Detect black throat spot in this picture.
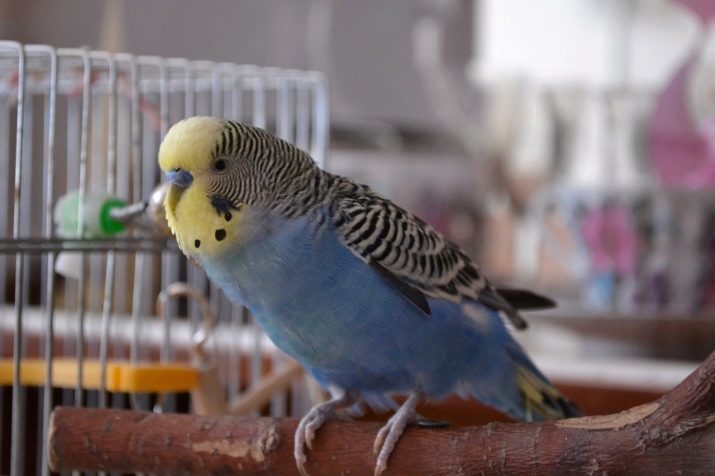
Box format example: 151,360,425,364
209,195,241,221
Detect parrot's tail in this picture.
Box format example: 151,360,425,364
515,363,582,420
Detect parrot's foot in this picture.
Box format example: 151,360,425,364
294,391,353,476
372,392,420,476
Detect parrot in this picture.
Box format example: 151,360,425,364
158,116,581,475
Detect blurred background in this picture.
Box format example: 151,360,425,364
1,1,714,471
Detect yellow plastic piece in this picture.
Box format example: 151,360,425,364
0,358,199,393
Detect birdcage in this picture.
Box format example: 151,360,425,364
0,40,328,476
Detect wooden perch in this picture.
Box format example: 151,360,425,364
49,351,715,475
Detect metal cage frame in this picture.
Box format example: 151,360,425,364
0,40,328,476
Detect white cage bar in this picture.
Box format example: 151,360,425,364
0,41,328,476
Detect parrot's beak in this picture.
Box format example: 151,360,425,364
165,169,193,188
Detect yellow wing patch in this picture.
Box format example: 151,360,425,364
516,365,565,421
164,182,244,260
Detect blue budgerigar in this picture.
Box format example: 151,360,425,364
158,117,580,475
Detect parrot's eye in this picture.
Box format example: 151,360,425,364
213,158,228,172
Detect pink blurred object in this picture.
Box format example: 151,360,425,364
676,0,715,23
648,53,715,188
581,205,638,276
647,0,715,189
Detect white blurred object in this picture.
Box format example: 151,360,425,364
534,353,697,392
610,92,650,190
508,82,554,178
480,78,525,161
682,3,715,134
475,0,696,89
562,91,610,189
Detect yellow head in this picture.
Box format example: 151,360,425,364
159,116,319,260
158,117,245,259
158,116,226,176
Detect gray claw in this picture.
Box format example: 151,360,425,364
372,392,420,476
293,391,354,475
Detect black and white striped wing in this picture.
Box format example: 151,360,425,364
331,191,531,329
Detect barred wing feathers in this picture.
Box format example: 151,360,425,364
330,186,548,330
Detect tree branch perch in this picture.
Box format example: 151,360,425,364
49,351,715,475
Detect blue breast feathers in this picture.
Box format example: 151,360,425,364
199,208,530,417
